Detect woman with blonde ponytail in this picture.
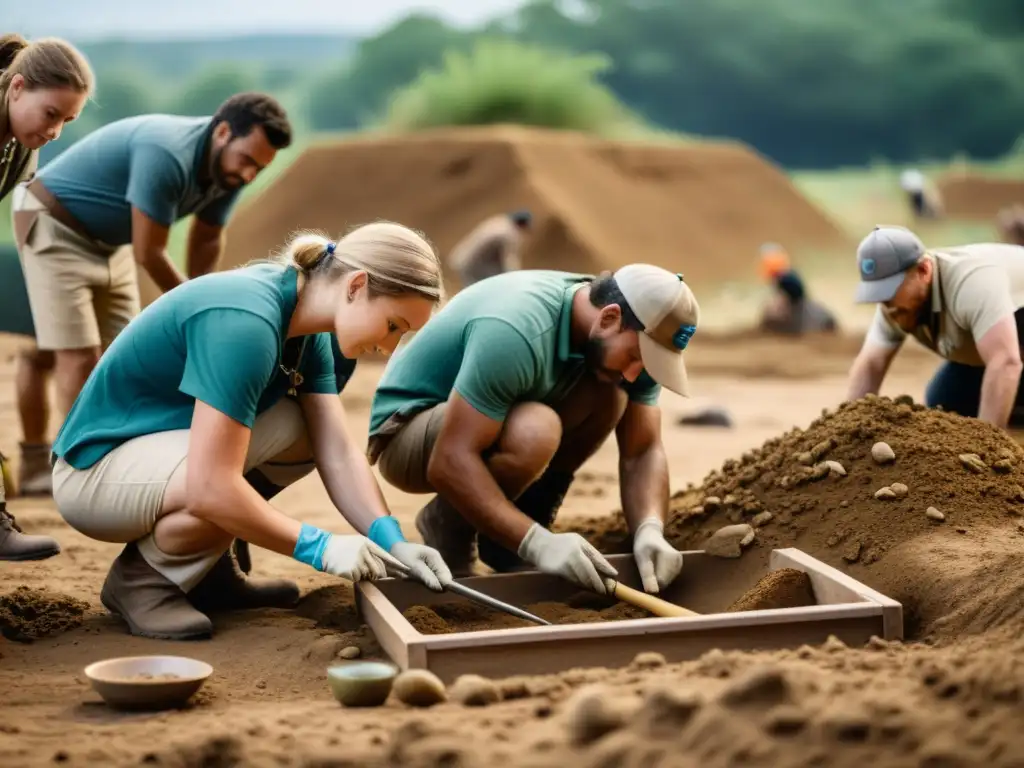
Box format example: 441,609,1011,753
47,221,452,641
0,33,93,561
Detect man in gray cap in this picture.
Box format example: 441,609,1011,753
846,225,1024,427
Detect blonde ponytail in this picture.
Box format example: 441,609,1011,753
275,221,444,303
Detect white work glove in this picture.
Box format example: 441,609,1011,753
320,534,390,581
518,523,618,594
389,541,454,592
632,517,683,593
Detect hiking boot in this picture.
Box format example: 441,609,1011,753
0,507,61,561
414,496,477,577
479,470,575,573
17,443,53,497
188,545,299,613
100,543,213,640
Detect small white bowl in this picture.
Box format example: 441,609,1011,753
327,661,398,707
84,655,213,711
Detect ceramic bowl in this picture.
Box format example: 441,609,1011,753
84,655,213,711
327,661,398,707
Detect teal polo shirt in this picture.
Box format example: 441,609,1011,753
53,264,338,470
369,270,661,435
36,114,240,246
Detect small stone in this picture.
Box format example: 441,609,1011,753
752,511,774,528
842,542,862,563
723,494,738,506
630,651,666,670
563,685,626,746
874,487,897,500
871,442,895,464
926,507,945,522
839,500,849,508
956,527,968,534
703,496,721,510
338,646,361,660
795,452,813,466
825,460,847,477
392,670,447,708
450,674,500,707
889,482,908,498
959,453,987,473
994,459,1014,474
705,524,756,558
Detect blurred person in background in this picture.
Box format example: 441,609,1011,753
449,209,532,287
900,168,944,220
757,243,838,336
846,225,1024,428
997,204,1024,247
0,33,93,560
10,92,292,500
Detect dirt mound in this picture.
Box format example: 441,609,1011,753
937,174,1024,220
564,394,1024,642
726,568,816,613
218,125,847,293
0,586,88,642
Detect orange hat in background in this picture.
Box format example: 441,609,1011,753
758,242,791,281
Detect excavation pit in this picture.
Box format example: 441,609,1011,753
356,549,902,683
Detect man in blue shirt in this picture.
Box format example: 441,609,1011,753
9,92,291,503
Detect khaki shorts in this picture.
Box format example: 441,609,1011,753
377,404,448,494
13,186,140,351
52,398,307,543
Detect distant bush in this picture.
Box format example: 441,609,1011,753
381,39,642,136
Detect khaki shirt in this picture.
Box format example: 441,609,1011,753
449,215,522,285
867,243,1024,365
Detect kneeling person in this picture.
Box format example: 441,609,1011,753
50,223,452,640
368,265,698,595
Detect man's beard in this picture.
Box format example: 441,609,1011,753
211,146,244,190
583,336,622,385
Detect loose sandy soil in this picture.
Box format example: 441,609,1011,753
10,330,1015,768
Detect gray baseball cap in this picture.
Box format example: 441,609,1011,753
854,225,926,303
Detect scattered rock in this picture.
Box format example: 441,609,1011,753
871,442,896,464
678,406,733,428
842,541,862,563
994,458,1014,474
630,651,666,670
449,674,500,707
795,452,813,466
392,670,447,708
338,646,361,660
890,482,909,498
926,507,945,522
703,496,721,511
752,511,774,528
825,460,847,477
705,524,756,558
874,487,897,500
959,453,987,473
563,684,627,745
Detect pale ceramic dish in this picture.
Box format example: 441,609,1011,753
84,655,213,711
327,661,398,707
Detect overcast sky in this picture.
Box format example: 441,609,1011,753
0,0,529,39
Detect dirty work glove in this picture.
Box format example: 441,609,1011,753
368,516,453,592
632,517,683,593
517,523,618,594
292,524,388,581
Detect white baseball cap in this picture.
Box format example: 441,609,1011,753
613,264,700,397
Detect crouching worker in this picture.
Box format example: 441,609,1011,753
49,223,453,640
368,265,698,596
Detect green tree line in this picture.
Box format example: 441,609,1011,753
38,0,1024,169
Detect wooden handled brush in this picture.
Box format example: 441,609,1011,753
604,578,700,618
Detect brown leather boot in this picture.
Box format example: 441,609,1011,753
414,495,477,577
17,443,53,497
188,544,299,613
100,543,213,640
0,453,60,561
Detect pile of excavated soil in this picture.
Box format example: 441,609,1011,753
564,394,1024,643
937,174,1024,220
217,125,847,295
404,592,651,634
726,568,817,613
0,586,88,642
